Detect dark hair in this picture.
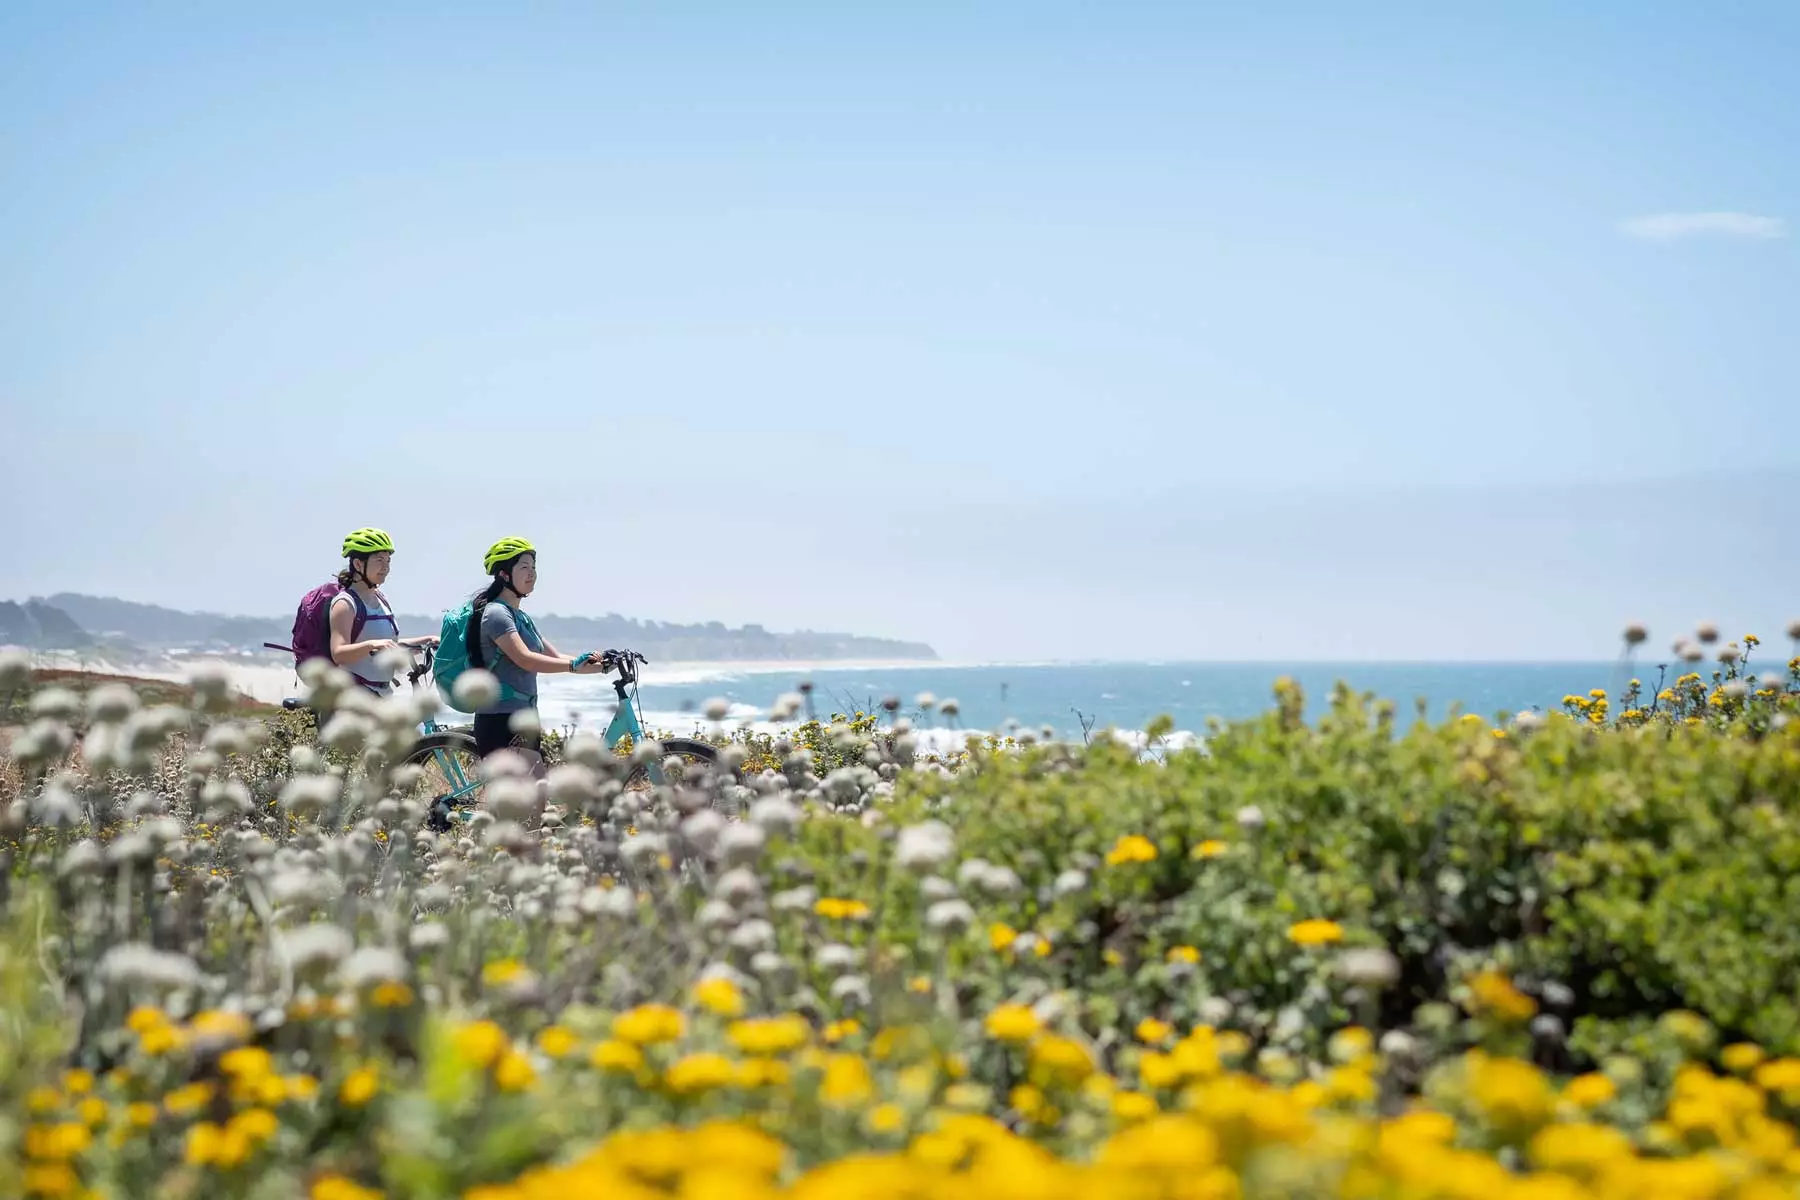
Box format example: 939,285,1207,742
339,553,373,589
467,574,510,670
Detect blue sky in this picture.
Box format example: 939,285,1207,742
1,2,1794,661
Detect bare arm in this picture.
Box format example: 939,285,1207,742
329,597,397,665
494,632,605,675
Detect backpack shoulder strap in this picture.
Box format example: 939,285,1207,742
331,586,373,643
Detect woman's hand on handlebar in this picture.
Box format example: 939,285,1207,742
573,651,608,675
403,635,440,649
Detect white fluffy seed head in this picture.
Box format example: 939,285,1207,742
895,821,955,873
748,796,800,837
452,670,500,712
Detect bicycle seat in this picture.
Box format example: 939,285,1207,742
281,697,307,712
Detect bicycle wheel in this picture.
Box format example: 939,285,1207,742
625,737,722,793
403,730,484,830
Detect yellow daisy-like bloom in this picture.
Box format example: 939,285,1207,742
589,1039,645,1074
727,1015,810,1057
1563,1073,1617,1109
664,1052,736,1095
692,977,744,1017
493,1049,537,1093
1287,919,1344,947
369,981,414,1008
984,1004,1042,1043
534,1025,579,1059
339,1066,379,1108
814,897,871,920
1190,840,1227,860
452,1020,510,1069
612,1004,685,1046
1105,835,1158,866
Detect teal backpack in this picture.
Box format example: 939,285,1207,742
433,600,542,713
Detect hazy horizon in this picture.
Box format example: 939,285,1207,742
3,4,1795,662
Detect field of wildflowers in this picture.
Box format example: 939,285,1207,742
4,625,1800,1200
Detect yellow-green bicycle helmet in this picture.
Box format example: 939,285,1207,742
342,527,396,557
483,536,537,575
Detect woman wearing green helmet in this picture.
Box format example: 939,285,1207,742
331,527,438,695
466,536,606,760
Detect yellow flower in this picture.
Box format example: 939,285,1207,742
735,1058,792,1089
494,1049,536,1093
1166,945,1201,964
189,1010,252,1044
824,1019,862,1044
339,1066,379,1108
1135,1018,1173,1044
311,1175,384,1200
907,975,932,994
1028,1035,1095,1087
535,1025,579,1059
1105,834,1158,866
1754,1058,1800,1094
664,1052,735,1095
1528,1121,1633,1174
138,1024,184,1057
1466,1051,1553,1134
26,1087,62,1113
77,1097,107,1127
452,1020,509,1068
1111,1090,1159,1122
864,1102,906,1135
983,1004,1041,1043
1139,1052,1182,1090
61,1069,94,1096
369,981,414,1008
24,1122,91,1160
164,1082,215,1116
727,1015,810,1057
1287,919,1344,947
228,1107,279,1143
220,1045,273,1082
820,1053,875,1107
589,1039,644,1074
693,977,745,1017
126,1006,167,1034
612,1004,685,1046
185,1121,250,1168
284,1074,321,1101
481,958,527,987
1190,840,1227,859
989,923,1018,952
1563,1073,1616,1109
1467,970,1537,1024
22,1164,78,1198
814,897,871,920
1723,1043,1766,1074
127,1102,158,1129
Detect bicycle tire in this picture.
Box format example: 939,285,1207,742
624,737,720,788
403,730,484,829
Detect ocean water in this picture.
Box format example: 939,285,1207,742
534,660,1652,743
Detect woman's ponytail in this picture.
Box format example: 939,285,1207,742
467,576,507,669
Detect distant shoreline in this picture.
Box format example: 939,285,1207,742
5,650,974,705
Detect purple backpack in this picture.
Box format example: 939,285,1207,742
265,582,382,673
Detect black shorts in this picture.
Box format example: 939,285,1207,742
473,710,543,759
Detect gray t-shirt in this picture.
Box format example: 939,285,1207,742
477,601,541,713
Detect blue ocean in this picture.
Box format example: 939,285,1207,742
537,660,1653,741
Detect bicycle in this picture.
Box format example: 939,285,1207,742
274,644,723,829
